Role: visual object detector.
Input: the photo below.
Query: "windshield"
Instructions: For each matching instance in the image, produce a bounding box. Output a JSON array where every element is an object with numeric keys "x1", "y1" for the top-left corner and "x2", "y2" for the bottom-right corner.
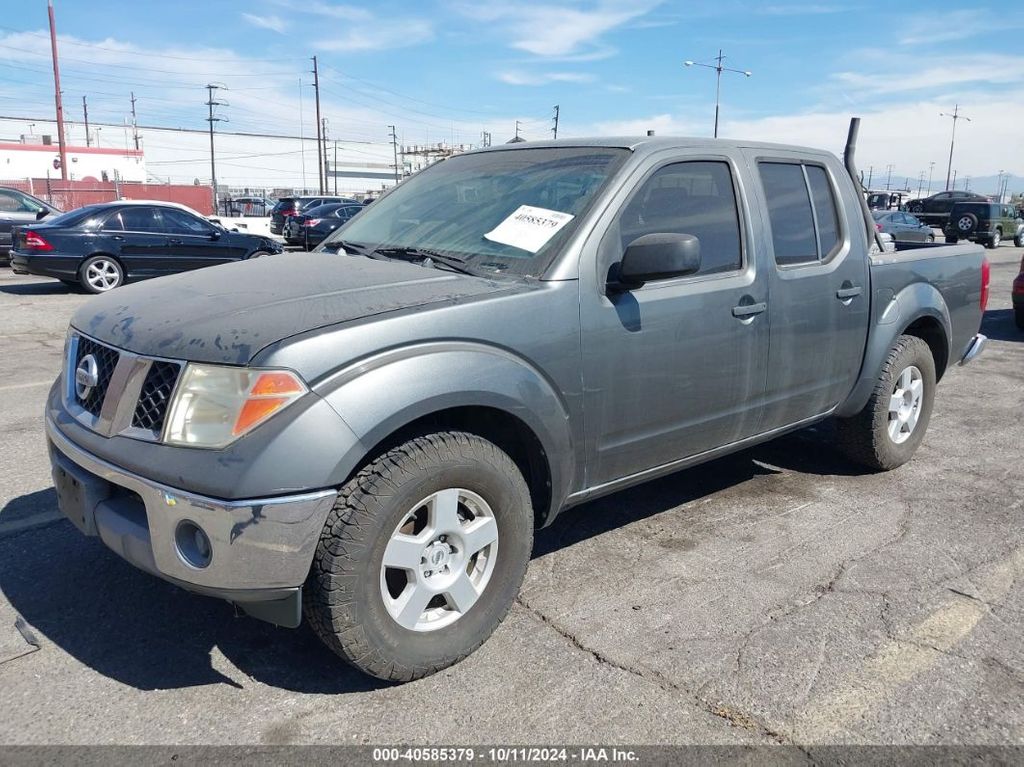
[{"x1": 320, "y1": 146, "x2": 630, "y2": 277}]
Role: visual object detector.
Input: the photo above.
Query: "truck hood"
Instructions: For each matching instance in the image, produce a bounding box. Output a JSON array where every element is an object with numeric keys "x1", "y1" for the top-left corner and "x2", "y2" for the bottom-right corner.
[{"x1": 71, "y1": 253, "x2": 512, "y2": 364}]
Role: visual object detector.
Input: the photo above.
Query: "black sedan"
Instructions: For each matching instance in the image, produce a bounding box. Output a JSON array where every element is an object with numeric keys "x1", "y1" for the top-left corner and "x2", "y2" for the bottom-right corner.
[
  {"x1": 872, "y1": 210, "x2": 935, "y2": 243},
  {"x1": 282, "y1": 203, "x2": 363, "y2": 249},
  {"x1": 905, "y1": 190, "x2": 989, "y2": 225},
  {"x1": 10, "y1": 201, "x2": 283, "y2": 293},
  {"x1": 0, "y1": 186, "x2": 60, "y2": 264},
  {"x1": 269, "y1": 195, "x2": 358, "y2": 234}
]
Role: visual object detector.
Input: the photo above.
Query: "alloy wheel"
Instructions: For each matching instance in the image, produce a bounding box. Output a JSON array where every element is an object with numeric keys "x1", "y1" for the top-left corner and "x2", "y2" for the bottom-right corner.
[{"x1": 887, "y1": 365, "x2": 923, "y2": 444}]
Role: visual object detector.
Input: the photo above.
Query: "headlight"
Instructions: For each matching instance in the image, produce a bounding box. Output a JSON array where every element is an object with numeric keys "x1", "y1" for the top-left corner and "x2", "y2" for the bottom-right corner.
[{"x1": 164, "y1": 364, "x2": 307, "y2": 448}]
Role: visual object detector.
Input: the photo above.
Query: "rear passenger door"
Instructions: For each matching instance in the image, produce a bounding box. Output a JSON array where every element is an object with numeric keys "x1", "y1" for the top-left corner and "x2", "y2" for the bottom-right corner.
[
  {"x1": 580, "y1": 156, "x2": 769, "y2": 485},
  {"x1": 100, "y1": 207, "x2": 169, "y2": 279},
  {"x1": 747, "y1": 157, "x2": 870, "y2": 432}
]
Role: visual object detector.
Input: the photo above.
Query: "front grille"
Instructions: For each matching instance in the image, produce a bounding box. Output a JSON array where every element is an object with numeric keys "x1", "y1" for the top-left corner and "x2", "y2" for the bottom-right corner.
[
  {"x1": 74, "y1": 336, "x2": 120, "y2": 416},
  {"x1": 131, "y1": 361, "x2": 181, "y2": 433}
]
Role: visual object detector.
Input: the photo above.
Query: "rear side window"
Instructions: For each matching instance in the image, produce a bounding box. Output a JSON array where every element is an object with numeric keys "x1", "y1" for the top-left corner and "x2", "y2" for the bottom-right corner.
[
  {"x1": 759, "y1": 162, "x2": 842, "y2": 266},
  {"x1": 618, "y1": 160, "x2": 743, "y2": 275},
  {"x1": 104, "y1": 207, "x2": 163, "y2": 232}
]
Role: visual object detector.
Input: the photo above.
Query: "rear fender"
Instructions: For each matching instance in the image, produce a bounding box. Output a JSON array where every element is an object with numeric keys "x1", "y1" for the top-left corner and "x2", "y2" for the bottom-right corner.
[{"x1": 836, "y1": 282, "x2": 951, "y2": 417}]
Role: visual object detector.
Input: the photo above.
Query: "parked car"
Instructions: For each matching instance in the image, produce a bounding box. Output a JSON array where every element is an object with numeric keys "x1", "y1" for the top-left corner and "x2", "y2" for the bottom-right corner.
[
  {"x1": 282, "y1": 203, "x2": 362, "y2": 248},
  {"x1": 44, "y1": 127, "x2": 987, "y2": 682},
  {"x1": 865, "y1": 191, "x2": 907, "y2": 211},
  {"x1": 943, "y1": 202, "x2": 1024, "y2": 248},
  {"x1": 269, "y1": 196, "x2": 358, "y2": 234},
  {"x1": 0, "y1": 186, "x2": 60, "y2": 265},
  {"x1": 10, "y1": 200, "x2": 283, "y2": 293},
  {"x1": 1013, "y1": 256, "x2": 1024, "y2": 329},
  {"x1": 872, "y1": 210, "x2": 935, "y2": 243},
  {"x1": 906, "y1": 190, "x2": 989, "y2": 226}
]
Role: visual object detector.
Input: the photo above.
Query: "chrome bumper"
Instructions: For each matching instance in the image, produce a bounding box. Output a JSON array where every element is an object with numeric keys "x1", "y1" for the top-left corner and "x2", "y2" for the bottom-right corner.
[
  {"x1": 958, "y1": 333, "x2": 987, "y2": 366},
  {"x1": 46, "y1": 416, "x2": 337, "y2": 626}
]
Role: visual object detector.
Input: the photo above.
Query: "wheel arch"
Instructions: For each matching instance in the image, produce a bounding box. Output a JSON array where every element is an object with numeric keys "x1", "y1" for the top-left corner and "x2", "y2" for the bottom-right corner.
[
  {"x1": 836, "y1": 283, "x2": 951, "y2": 417},
  {"x1": 315, "y1": 345, "x2": 576, "y2": 528}
]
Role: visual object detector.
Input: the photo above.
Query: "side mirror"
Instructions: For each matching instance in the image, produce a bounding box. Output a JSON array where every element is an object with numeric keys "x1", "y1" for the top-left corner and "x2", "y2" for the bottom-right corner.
[
  {"x1": 614, "y1": 233, "x2": 701, "y2": 289},
  {"x1": 36, "y1": 209, "x2": 48, "y2": 220},
  {"x1": 208, "y1": 229, "x2": 223, "y2": 240}
]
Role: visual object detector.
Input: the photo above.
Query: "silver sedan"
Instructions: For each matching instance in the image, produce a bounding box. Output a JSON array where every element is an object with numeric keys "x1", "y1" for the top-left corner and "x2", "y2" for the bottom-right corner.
[{"x1": 872, "y1": 210, "x2": 935, "y2": 243}]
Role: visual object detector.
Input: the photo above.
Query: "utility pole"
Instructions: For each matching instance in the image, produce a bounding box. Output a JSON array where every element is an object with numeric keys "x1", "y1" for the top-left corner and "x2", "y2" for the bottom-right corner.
[
  {"x1": 884, "y1": 164, "x2": 894, "y2": 191},
  {"x1": 917, "y1": 171, "x2": 925, "y2": 197},
  {"x1": 298, "y1": 78, "x2": 306, "y2": 190},
  {"x1": 388, "y1": 124, "x2": 399, "y2": 184},
  {"x1": 311, "y1": 56, "x2": 324, "y2": 194},
  {"x1": 130, "y1": 91, "x2": 139, "y2": 150},
  {"x1": 205, "y1": 83, "x2": 227, "y2": 214},
  {"x1": 482, "y1": 131, "x2": 491, "y2": 147},
  {"x1": 552, "y1": 105, "x2": 560, "y2": 139},
  {"x1": 82, "y1": 96, "x2": 90, "y2": 147},
  {"x1": 333, "y1": 140, "x2": 338, "y2": 195},
  {"x1": 47, "y1": 0, "x2": 68, "y2": 180},
  {"x1": 940, "y1": 104, "x2": 970, "y2": 192},
  {"x1": 866, "y1": 165, "x2": 874, "y2": 188},
  {"x1": 927, "y1": 161, "x2": 935, "y2": 195},
  {"x1": 951, "y1": 169, "x2": 957, "y2": 190},
  {"x1": 321, "y1": 117, "x2": 328, "y2": 193},
  {"x1": 515, "y1": 120, "x2": 522, "y2": 141},
  {"x1": 684, "y1": 49, "x2": 751, "y2": 138}
]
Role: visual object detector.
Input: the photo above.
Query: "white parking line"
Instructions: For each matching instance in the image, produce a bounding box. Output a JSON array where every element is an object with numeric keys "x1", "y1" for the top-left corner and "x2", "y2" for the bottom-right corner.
[{"x1": 0, "y1": 381, "x2": 53, "y2": 393}]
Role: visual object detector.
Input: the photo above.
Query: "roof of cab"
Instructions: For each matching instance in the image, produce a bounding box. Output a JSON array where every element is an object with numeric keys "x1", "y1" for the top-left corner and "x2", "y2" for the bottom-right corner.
[{"x1": 467, "y1": 136, "x2": 837, "y2": 159}]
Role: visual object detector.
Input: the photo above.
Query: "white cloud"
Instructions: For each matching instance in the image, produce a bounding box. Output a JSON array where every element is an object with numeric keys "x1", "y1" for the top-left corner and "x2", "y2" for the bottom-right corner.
[
  {"x1": 831, "y1": 51, "x2": 1024, "y2": 96},
  {"x1": 313, "y1": 19, "x2": 434, "y2": 52},
  {"x1": 498, "y1": 70, "x2": 595, "y2": 86},
  {"x1": 241, "y1": 13, "x2": 288, "y2": 34},
  {"x1": 896, "y1": 10, "x2": 996, "y2": 45},
  {"x1": 590, "y1": 96, "x2": 1024, "y2": 178},
  {"x1": 456, "y1": 1, "x2": 661, "y2": 58},
  {"x1": 757, "y1": 4, "x2": 849, "y2": 14}
]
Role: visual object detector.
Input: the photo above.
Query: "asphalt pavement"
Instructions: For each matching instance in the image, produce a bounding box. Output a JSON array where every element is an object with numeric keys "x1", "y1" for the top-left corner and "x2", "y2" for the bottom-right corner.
[{"x1": 0, "y1": 247, "x2": 1022, "y2": 746}]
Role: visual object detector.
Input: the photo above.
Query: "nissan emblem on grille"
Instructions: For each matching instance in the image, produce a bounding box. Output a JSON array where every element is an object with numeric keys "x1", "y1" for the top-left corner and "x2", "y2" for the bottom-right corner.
[{"x1": 75, "y1": 354, "x2": 99, "y2": 401}]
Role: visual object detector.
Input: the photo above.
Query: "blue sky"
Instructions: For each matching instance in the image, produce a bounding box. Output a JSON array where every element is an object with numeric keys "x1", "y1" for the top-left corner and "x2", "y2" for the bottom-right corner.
[{"x1": 1, "y1": 1, "x2": 1022, "y2": 190}]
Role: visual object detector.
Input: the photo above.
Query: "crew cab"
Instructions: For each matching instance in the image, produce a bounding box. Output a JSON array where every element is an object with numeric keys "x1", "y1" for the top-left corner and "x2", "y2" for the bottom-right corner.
[{"x1": 44, "y1": 123, "x2": 988, "y2": 682}]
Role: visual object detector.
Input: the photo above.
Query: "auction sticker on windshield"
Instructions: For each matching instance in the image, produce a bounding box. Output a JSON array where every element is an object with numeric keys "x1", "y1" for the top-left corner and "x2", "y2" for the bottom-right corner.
[{"x1": 484, "y1": 205, "x2": 575, "y2": 253}]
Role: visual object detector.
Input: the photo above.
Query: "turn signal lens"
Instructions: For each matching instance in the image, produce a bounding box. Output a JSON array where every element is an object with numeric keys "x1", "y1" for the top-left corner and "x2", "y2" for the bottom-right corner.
[{"x1": 164, "y1": 365, "x2": 307, "y2": 448}]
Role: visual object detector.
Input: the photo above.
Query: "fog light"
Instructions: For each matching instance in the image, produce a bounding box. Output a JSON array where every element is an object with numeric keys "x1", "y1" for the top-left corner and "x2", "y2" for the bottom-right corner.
[{"x1": 175, "y1": 520, "x2": 212, "y2": 569}]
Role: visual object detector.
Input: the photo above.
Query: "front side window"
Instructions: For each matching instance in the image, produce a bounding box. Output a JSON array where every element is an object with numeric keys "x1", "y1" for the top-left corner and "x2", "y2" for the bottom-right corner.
[
  {"x1": 322, "y1": 146, "x2": 629, "y2": 278},
  {"x1": 759, "y1": 161, "x2": 843, "y2": 266},
  {"x1": 161, "y1": 208, "x2": 213, "y2": 235},
  {"x1": 616, "y1": 160, "x2": 742, "y2": 275},
  {"x1": 0, "y1": 190, "x2": 44, "y2": 213}
]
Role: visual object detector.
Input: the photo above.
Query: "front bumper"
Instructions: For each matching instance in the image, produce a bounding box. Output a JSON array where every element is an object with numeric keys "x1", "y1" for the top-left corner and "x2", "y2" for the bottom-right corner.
[{"x1": 46, "y1": 416, "x2": 337, "y2": 627}]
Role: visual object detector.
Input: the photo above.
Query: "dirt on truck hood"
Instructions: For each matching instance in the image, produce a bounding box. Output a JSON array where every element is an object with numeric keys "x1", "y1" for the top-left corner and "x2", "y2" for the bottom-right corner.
[{"x1": 71, "y1": 252, "x2": 510, "y2": 365}]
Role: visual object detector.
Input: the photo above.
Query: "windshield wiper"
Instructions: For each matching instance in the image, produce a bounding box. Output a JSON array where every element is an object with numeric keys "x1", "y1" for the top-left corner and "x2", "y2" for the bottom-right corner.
[
  {"x1": 321, "y1": 239, "x2": 373, "y2": 255},
  {"x1": 371, "y1": 246, "x2": 477, "y2": 276}
]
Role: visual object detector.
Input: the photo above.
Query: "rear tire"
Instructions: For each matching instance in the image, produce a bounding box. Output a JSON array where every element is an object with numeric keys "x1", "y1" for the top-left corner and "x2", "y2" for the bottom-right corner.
[
  {"x1": 835, "y1": 335, "x2": 936, "y2": 471},
  {"x1": 987, "y1": 229, "x2": 1001, "y2": 249},
  {"x1": 79, "y1": 255, "x2": 124, "y2": 293},
  {"x1": 304, "y1": 431, "x2": 534, "y2": 681}
]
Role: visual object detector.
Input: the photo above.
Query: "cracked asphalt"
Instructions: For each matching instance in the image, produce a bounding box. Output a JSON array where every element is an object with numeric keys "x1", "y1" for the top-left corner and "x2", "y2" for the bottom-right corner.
[{"x1": 0, "y1": 247, "x2": 1022, "y2": 746}]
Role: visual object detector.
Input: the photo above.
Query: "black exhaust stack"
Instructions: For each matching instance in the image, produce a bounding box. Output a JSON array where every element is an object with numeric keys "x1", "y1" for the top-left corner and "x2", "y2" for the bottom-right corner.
[{"x1": 844, "y1": 118, "x2": 885, "y2": 252}]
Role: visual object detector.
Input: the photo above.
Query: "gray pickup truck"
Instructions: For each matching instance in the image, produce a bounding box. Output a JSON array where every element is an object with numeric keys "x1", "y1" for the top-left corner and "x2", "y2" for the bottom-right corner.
[{"x1": 45, "y1": 121, "x2": 988, "y2": 681}]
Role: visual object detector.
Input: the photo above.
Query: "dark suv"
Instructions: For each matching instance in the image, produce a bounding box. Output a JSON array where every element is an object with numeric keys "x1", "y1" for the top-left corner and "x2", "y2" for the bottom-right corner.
[
  {"x1": 943, "y1": 202, "x2": 1024, "y2": 249},
  {"x1": 270, "y1": 196, "x2": 358, "y2": 235}
]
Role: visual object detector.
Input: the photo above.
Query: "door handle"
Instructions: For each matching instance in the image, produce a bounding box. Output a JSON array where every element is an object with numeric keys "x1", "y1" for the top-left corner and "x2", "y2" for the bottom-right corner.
[
  {"x1": 732, "y1": 302, "x2": 767, "y2": 318},
  {"x1": 168, "y1": 238, "x2": 183, "y2": 245},
  {"x1": 111, "y1": 235, "x2": 125, "y2": 241},
  {"x1": 836, "y1": 286, "x2": 863, "y2": 299}
]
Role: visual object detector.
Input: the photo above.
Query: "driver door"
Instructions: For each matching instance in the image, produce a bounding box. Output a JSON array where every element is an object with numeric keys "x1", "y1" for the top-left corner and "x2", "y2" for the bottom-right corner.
[{"x1": 580, "y1": 158, "x2": 769, "y2": 486}]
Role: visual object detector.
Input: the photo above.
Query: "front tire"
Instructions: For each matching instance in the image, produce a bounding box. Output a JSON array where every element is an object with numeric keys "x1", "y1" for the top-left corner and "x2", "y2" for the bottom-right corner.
[
  {"x1": 987, "y1": 229, "x2": 1001, "y2": 249},
  {"x1": 835, "y1": 335, "x2": 936, "y2": 471},
  {"x1": 304, "y1": 431, "x2": 534, "y2": 681},
  {"x1": 79, "y1": 255, "x2": 124, "y2": 293}
]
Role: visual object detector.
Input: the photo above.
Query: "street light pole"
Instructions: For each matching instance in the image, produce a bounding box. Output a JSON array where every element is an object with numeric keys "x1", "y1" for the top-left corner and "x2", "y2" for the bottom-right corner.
[
  {"x1": 940, "y1": 104, "x2": 970, "y2": 192},
  {"x1": 683, "y1": 50, "x2": 751, "y2": 138}
]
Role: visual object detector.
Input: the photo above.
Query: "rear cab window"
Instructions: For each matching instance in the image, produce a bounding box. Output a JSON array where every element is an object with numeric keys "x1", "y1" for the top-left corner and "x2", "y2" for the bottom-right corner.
[{"x1": 758, "y1": 161, "x2": 842, "y2": 266}]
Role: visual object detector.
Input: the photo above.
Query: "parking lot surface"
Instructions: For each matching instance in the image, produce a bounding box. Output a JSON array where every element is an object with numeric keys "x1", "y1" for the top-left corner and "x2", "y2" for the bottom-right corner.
[{"x1": 1, "y1": 248, "x2": 1022, "y2": 746}]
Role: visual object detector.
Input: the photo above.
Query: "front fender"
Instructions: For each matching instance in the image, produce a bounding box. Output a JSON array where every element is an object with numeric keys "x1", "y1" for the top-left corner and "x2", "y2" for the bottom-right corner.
[
  {"x1": 835, "y1": 281, "x2": 951, "y2": 418},
  {"x1": 314, "y1": 342, "x2": 576, "y2": 514}
]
